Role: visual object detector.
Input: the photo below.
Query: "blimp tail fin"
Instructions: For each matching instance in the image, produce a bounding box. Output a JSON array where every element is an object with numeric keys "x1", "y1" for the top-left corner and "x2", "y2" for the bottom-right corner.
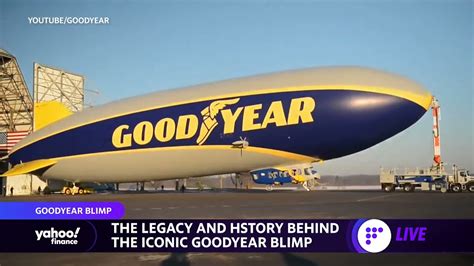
[
  {"x1": 1, "y1": 159, "x2": 56, "y2": 177},
  {"x1": 34, "y1": 101, "x2": 73, "y2": 131}
]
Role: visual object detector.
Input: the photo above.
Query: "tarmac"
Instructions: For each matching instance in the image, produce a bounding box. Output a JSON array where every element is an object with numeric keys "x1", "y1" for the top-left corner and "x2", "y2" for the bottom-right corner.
[{"x1": 1, "y1": 189, "x2": 473, "y2": 265}]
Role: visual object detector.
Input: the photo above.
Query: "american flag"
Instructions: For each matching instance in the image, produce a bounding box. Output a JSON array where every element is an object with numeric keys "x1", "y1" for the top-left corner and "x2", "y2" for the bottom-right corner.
[{"x1": 0, "y1": 131, "x2": 30, "y2": 153}]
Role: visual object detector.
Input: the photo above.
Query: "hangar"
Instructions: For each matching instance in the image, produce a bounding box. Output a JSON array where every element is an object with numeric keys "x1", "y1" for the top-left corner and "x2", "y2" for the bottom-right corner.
[
  {"x1": 0, "y1": 48, "x2": 85, "y2": 195},
  {"x1": 0, "y1": 48, "x2": 34, "y2": 195}
]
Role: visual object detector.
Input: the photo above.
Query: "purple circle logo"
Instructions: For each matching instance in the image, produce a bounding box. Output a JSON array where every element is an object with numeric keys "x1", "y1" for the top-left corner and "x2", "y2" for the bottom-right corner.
[{"x1": 356, "y1": 219, "x2": 391, "y2": 253}]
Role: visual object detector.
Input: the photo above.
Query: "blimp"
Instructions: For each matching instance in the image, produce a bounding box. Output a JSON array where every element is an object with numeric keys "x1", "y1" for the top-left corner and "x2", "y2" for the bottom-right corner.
[{"x1": 3, "y1": 66, "x2": 432, "y2": 190}]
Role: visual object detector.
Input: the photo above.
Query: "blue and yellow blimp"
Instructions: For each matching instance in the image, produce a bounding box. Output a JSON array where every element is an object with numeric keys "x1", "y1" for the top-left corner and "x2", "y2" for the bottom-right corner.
[{"x1": 4, "y1": 66, "x2": 432, "y2": 187}]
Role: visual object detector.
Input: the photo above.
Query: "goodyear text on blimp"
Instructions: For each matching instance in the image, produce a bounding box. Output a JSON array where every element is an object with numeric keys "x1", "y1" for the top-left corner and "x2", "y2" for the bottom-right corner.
[{"x1": 112, "y1": 96, "x2": 316, "y2": 148}]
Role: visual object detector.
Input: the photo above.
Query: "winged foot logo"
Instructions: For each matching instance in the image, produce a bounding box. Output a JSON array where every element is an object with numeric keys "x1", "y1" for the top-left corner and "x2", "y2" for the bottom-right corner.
[
  {"x1": 197, "y1": 98, "x2": 240, "y2": 145},
  {"x1": 111, "y1": 96, "x2": 316, "y2": 148}
]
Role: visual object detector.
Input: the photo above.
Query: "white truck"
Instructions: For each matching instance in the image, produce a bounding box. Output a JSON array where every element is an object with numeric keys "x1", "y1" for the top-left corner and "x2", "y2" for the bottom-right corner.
[
  {"x1": 380, "y1": 97, "x2": 474, "y2": 193},
  {"x1": 380, "y1": 165, "x2": 474, "y2": 193}
]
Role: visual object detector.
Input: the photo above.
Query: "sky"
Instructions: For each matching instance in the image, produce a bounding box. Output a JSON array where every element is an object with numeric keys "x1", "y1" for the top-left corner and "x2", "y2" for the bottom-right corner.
[{"x1": 0, "y1": 0, "x2": 472, "y2": 174}]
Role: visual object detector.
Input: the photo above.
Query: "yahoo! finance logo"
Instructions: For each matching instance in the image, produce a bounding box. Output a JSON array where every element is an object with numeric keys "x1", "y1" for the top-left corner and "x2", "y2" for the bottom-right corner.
[
  {"x1": 35, "y1": 227, "x2": 81, "y2": 245},
  {"x1": 352, "y1": 219, "x2": 391, "y2": 253}
]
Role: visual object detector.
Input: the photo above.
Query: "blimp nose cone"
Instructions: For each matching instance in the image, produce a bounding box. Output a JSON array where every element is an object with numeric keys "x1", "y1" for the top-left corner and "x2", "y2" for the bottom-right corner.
[
  {"x1": 309, "y1": 86, "x2": 431, "y2": 160},
  {"x1": 344, "y1": 84, "x2": 432, "y2": 113}
]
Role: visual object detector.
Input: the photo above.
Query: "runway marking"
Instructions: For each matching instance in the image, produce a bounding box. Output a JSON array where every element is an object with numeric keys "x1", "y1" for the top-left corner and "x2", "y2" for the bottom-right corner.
[
  {"x1": 168, "y1": 206, "x2": 178, "y2": 209},
  {"x1": 297, "y1": 201, "x2": 311, "y2": 205},
  {"x1": 221, "y1": 205, "x2": 231, "y2": 208},
  {"x1": 138, "y1": 254, "x2": 170, "y2": 262},
  {"x1": 150, "y1": 207, "x2": 162, "y2": 210},
  {"x1": 356, "y1": 194, "x2": 396, "y2": 202},
  {"x1": 133, "y1": 208, "x2": 143, "y2": 211}
]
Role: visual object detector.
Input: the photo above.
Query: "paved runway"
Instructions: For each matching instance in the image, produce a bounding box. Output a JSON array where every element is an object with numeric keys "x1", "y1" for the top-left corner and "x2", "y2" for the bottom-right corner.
[
  {"x1": 2, "y1": 189, "x2": 473, "y2": 219},
  {"x1": 1, "y1": 190, "x2": 473, "y2": 265}
]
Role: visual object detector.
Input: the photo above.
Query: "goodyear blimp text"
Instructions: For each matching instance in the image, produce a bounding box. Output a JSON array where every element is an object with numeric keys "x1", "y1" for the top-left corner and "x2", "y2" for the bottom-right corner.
[{"x1": 112, "y1": 97, "x2": 316, "y2": 148}]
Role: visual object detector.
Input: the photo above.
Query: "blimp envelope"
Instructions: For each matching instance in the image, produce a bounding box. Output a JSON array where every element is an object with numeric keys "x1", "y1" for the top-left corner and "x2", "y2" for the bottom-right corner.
[{"x1": 4, "y1": 66, "x2": 432, "y2": 183}]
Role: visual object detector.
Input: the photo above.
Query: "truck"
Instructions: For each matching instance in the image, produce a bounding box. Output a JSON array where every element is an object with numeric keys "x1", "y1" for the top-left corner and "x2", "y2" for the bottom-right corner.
[
  {"x1": 380, "y1": 165, "x2": 474, "y2": 193},
  {"x1": 380, "y1": 97, "x2": 474, "y2": 193},
  {"x1": 62, "y1": 184, "x2": 94, "y2": 195}
]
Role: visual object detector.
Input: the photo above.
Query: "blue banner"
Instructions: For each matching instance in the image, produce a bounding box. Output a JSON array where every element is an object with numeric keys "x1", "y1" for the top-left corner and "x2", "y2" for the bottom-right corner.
[{"x1": 0, "y1": 202, "x2": 125, "y2": 220}]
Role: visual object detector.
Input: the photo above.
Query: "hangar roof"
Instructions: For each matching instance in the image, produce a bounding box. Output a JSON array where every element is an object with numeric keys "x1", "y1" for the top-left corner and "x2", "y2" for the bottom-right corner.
[{"x1": 0, "y1": 49, "x2": 33, "y2": 132}]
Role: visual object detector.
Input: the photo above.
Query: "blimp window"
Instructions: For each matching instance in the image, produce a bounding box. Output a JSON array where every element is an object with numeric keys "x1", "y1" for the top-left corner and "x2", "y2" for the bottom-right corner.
[
  {"x1": 252, "y1": 174, "x2": 258, "y2": 180},
  {"x1": 260, "y1": 172, "x2": 265, "y2": 176}
]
